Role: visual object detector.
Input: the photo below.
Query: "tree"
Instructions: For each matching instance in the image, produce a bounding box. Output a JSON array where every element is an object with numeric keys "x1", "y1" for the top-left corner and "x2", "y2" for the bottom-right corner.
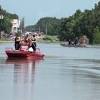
[
  {"x1": 93, "y1": 27, "x2": 100, "y2": 44},
  {"x1": 25, "y1": 17, "x2": 61, "y2": 35},
  {"x1": 20, "y1": 18, "x2": 25, "y2": 33},
  {"x1": 58, "y1": 1, "x2": 100, "y2": 44}
]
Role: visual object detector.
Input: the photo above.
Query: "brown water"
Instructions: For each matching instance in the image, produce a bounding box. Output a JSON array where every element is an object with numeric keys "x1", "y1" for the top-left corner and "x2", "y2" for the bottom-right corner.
[{"x1": 0, "y1": 43, "x2": 100, "y2": 100}]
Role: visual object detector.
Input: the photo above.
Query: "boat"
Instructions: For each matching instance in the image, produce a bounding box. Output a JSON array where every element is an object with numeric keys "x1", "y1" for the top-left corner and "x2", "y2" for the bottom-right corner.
[
  {"x1": 5, "y1": 48, "x2": 45, "y2": 60},
  {"x1": 60, "y1": 42, "x2": 89, "y2": 48}
]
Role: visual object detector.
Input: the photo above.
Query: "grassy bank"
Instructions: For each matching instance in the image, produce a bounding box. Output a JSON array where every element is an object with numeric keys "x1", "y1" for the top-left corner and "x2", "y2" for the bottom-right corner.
[
  {"x1": 0, "y1": 35, "x2": 60, "y2": 44},
  {"x1": 0, "y1": 39, "x2": 13, "y2": 43},
  {"x1": 37, "y1": 35, "x2": 60, "y2": 43},
  {"x1": 0, "y1": 38, "x2": 13, "y2": 43}
]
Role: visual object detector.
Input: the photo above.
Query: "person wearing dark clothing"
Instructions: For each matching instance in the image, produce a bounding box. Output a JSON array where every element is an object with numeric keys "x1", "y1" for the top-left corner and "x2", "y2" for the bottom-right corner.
[
  {"x1": 31, "y1": 35, "x2": 36, "y2": 51},
  {"x1": 15, "y1": 36, "x2": 20, "y2": 50},
  {"x1": 68, "y1": 39, "x2": 71, "y2": 46},
  {"x1": 74, "y1": 37, "x2": 79, "y2": 46}
]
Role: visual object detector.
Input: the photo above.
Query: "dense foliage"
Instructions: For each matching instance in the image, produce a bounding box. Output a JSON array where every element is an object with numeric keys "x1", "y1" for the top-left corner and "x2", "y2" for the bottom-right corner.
[
  {"x1": 25, "y1": 17, "x2": 61, "y2": 35},
  {"x1": 59, "y1": 2, "x2": 100, "y2": 44},
  {"x1": 26, "y1": 1, "x2": 100, "y2": 44},
  {"x1": 25, "y1": 25, "x2": 35, "y2": 32}
]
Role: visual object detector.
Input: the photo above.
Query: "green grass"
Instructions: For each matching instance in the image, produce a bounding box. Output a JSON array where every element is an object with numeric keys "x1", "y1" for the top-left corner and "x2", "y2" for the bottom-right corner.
[
  {"x1": 39, "y1": 35, "x2": 59, "y2": 43},
  {"x1": 0, "y1": 40, "x2": 13, "y2": 43}
]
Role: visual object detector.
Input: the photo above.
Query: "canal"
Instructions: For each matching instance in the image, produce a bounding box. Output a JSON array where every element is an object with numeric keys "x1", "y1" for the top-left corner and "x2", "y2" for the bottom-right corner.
[{"x1": 0, "y1": 42, "x2": 100, "y2": 100}]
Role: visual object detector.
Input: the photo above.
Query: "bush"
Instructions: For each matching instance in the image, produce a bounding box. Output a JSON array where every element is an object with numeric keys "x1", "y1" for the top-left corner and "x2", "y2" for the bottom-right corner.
[{"x1": 43, "y1": 35, "x2": 53, "y2": 42}]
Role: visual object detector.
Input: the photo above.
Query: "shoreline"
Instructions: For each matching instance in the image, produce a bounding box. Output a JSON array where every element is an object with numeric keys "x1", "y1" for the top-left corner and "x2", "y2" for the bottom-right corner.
[
  {"x1": 0, "y1": 40, "x2": 14, "y2": 43},
  {"x1": 1, "y1": 40, "x2": 100, "y2": 48}
]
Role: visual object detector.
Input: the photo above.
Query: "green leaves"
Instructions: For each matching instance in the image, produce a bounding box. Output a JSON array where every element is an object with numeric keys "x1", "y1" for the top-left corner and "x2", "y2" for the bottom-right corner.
[
  {"x1": 25, "y1": 1, "x2": 100, "y2": 44},
  {"x1": 58, "y1": 1, "x2": 100, "y2": 44},
  {"x1": 25, "y1": 17, "x2": 61, "y2": 36}
]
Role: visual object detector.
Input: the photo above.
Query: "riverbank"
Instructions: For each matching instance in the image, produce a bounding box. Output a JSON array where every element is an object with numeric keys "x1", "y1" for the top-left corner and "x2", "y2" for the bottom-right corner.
[
  {"x1": 0, "y1": 40, "x2": 13, "y2": 43},
  {"x1": 0, "y1": 35, "x2": 59, "y2": 43},
  {"x1": 1, "y1": 37, "x2": 100, "y2": 48},
  {"x1": 0, "y1": 41, "x2": 13, "y2": 43},
  {"x1": 37, "y1": 35, "x2": 60, "y2": 43}
]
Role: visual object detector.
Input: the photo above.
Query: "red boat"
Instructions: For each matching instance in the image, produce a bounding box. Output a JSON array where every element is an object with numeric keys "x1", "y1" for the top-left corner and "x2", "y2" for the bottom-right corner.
[{"x1": 5, "y1": 48, "x2": 45, "y2": 60}]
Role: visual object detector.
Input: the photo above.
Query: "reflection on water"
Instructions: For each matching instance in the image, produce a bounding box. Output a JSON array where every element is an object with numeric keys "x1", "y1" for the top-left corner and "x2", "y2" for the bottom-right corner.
[
  {"x1": 0, "y1": 57, "x2": 43, "y2": 100},
  {"x1": 7, "y1": 58, "x2": 36, "y2": 84},
  {"x1": 9, "y1": 58, "x2": 39, "y2": 100},
  {"x1": 5, "y1": 58, "x2": 43, "y2": 84}
]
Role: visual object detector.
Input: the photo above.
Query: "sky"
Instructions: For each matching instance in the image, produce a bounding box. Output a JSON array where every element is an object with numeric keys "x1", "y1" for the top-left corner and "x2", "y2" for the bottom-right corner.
[{"x1": 0, "y1": 0, "x2": 100, "y2": 26}]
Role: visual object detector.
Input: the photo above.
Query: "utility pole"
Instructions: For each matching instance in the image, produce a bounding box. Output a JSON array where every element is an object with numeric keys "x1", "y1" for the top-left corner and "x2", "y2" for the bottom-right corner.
[
  {"x1": 0, "y1": 5, "x2": 4, "y2": 39},
  {"x1": 39, "y1": 26, "x2": 40, "y2": 33},
  {"x1": 20, "y1": 17, "x2": 25, "y2": 34},
  {"x1": 45, "y1": 24, "x2": 47, "y2": 35}
]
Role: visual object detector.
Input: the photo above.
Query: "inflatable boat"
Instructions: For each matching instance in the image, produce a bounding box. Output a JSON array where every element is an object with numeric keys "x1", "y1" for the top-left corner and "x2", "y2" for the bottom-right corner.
[{"x1": 5, "y1": 48, "x2": 45, "y2": 59}]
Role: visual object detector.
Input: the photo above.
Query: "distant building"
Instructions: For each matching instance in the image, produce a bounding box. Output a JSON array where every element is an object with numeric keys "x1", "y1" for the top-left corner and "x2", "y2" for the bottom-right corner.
[{"x1": 11, "y1": 19, "x2": 20, "y2": 34}]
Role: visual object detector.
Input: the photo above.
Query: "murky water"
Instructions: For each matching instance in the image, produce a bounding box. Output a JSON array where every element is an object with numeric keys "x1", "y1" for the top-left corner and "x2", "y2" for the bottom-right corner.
[{"x1": 0, "y1": 42, "x2": 100, "y2": 100}]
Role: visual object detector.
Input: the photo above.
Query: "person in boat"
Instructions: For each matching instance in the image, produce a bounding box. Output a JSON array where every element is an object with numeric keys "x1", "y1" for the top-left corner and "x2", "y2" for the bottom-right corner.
[
  {"x1": 20, "y1": 34, "x2": 30, "y2": 51},
  {"x1": 74, "y1": 37, "x2": 79, "y2": 46},
  {"x1": 68, "y1": 39, "x2": 71, "y2": 46},
  {"x1": 31, "y1": 34, "x2": 37, "y2": 52},
  {"x1": 15, "y1": 34, "x2": 21, "y2": 50}
]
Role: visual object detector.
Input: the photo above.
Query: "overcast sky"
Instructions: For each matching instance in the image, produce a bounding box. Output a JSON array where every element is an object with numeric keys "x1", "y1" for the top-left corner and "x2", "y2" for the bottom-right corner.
[{"x1": 1, "y1": 0, "x2": 99, "y2": 26}]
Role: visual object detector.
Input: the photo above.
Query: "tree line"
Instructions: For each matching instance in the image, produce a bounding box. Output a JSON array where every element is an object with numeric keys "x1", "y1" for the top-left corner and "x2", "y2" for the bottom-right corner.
[
  {"x1": 1, "y1": 1, "x2": 100, "y2": 44},
  {"x1": 25, "y1": 17, "x2": 61, "y2": 36},
  {"x1": 59, "y1": 1, "x2": 100, "y2": 44},
  {"x1": 26, "y1": 1, "x2": 100, "y2": 44}
]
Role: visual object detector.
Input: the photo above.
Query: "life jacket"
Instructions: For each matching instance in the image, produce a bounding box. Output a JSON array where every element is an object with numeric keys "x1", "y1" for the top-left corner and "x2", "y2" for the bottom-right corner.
[{"x1": 20, "y1": 46, "x2": 28, "y2": 51}]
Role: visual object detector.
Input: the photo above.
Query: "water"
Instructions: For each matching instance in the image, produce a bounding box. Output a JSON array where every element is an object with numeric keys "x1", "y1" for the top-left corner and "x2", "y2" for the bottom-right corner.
[{"x1": 0, "y1": 42, "x2": 100, "y2": 100}]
